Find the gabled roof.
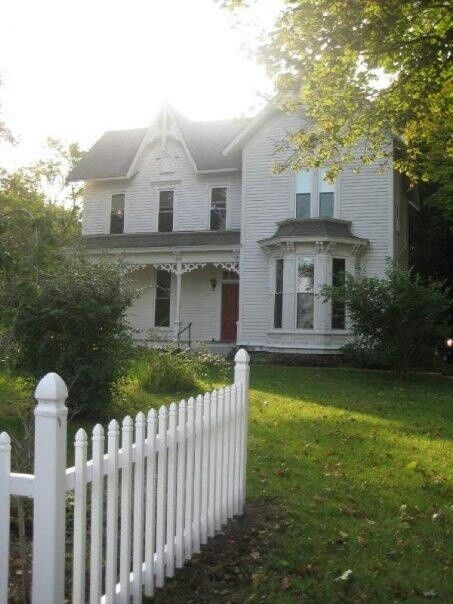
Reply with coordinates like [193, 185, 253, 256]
[67, 107, 251, 182]
[67, 128, 148, 181]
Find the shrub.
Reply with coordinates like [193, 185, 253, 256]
[322, 264, 450, 377]
[12, 249, 137, 412]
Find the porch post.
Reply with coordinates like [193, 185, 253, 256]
[174, 255, 182, 340]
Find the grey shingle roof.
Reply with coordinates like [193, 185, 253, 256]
[81, 230, 241, 250]
[259, 219, 368, 245]
[67, 128, 148, 181]
[67, 110, 250, 181]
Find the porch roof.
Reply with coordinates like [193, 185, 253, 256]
[81, 230, 241, 250]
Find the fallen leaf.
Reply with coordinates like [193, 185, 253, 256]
[335, 569, 353, 582]
[280, 576, 291, 590]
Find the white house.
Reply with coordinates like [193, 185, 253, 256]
[68, 104, 411, 354]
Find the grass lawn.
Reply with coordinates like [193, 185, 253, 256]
[1, 364, 452, 602]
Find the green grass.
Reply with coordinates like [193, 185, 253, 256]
[1, 364, 452, 602]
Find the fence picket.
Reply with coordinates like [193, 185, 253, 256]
[221, 386, 229, 525]
[214, 388, 223, 531]
[184, 398, 195, 559]
[119, 416, 133, 603]
[227, 385, 236, 519]
[193, 395, 203, 552]
[144, 409, 157, 597]
[200, 392, 210, 545]
[105, 419, 120, 604]
[155, 406, 167, 587]
[90, 424, 105, 604]
[133, 412, 146, 604]
[175, 400, 187, 568]
[166, 403, 178, 577]
[234, 383, 242, 515]
[72, 428, 88, 604]
[0, 432, 11, 604]
[208, 390, 217, 538]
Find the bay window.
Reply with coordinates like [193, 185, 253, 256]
[331, 258, 346, 329]
[274, 258, 284, 328]
[296, 257, 314, 329]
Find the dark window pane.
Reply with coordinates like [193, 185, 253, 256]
[110, 193, 125, 234]
[274, 258, 284, 328]
[332, 258, 346, 329]
[210, 187, 227, 231]
[296, 193, 311, 218]
[297, 293, 314, 329]
[319, 192, 334, 218]
[155, 270, 171, 327]
[158, 190, 173, 232]
[155, 299, 170, 327]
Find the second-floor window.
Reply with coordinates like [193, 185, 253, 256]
[296, 170, 311, 218]
[158, 190, 174, 232]
[110, 193, 125, 234]
[210, 187, 227, 230]
[274, 258, 284, 328]
[318, 168, 335, 218]
[295, 168, 335, 219]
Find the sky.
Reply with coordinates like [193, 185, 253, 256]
[0, 0, 282, 171]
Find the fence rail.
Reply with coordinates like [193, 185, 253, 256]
[0, 348, 250, 603]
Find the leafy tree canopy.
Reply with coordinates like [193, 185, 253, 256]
[224, 0, 452, 209]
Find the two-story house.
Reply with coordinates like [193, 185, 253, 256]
[68, 104, 410, 354]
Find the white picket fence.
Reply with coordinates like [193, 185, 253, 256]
[0, 348, 250, 603]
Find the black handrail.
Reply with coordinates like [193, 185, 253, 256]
[177, 322, 192, 349]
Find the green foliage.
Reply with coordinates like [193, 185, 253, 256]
[322, 264, 450, 376]
[113, 346, 230, 414]
[226, 0, 452, 207]
[12, 249, 137, 412]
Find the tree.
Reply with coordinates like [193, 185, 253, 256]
[322, 265, 450, 377]
[13, 249, 137, 412]
[224, 0, 452, 205]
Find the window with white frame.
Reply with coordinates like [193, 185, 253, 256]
[331, 258, 346, 329]
[274, 258, 284, 329]
[296, 257, 314, 329]
[154, 270, 171, 327]
[158, 190, 174, 232]
[318, 168, 335, 218]
[296, 170, 311, 218]
[110, 193, 125, 234]
[210, 187, 227, 230]
[295, 168, 336, 219]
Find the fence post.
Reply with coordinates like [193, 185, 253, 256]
[0, 431, 11, 604]
[32, 372, 68, 604]
[234, 348, 250, 512]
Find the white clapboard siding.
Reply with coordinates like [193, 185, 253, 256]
[0, 350, 250, 604]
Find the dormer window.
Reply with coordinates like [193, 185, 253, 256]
[158, 190, 174, 232]
[296, 170, 311, 218]
[110, 193, 125, 234]
[210, 187, 227, 230]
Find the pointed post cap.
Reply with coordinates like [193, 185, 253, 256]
[34, 372, 68, 402]
[234, 348, 250, 364]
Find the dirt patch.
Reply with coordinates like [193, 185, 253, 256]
[147, 499, 286, 603]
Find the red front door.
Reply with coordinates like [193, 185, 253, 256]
[221, 283, 239, 342]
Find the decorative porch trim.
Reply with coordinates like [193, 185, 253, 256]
[212, 261, 240, 274]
